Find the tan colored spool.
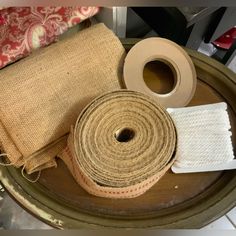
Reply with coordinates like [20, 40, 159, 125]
[59, 90, 176, 198]
[123, 37, 197, 108]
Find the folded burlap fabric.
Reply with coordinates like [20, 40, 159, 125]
[0, 23, 125, 174]
[59, 90, 176, 198]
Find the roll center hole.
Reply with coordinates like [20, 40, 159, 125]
[143, 60, 176, 94]
[115, 128, 135, 142]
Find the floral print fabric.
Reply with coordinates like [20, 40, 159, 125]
[0, 7, 99, 68]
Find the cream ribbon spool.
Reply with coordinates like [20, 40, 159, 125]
[123, 38, 197, 108]
[59, 90, 176, 198]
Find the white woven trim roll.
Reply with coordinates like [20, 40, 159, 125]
[168, 102, 235, 173]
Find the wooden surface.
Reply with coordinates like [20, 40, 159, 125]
[0, 41, 236, 229]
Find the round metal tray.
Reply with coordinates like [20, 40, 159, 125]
[0, 40, 236, 229]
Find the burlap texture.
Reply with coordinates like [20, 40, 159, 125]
[0, 23, 125, 173]
[59, 90, 177, 198]
[0, 121, 23, 167]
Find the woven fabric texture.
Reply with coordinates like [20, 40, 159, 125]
[168, 102, 234, 169]
[0, 23, 125, 173]
[59, 90, 177, 198]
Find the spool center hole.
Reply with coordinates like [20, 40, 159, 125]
[115, 128, 135, 142]
[143, 60, 176, 94]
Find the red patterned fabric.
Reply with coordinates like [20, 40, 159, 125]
[0, 7, 99, 69]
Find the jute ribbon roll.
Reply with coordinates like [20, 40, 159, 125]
[59, 90, 176, 198]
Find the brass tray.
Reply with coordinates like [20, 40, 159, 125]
[0, 39, 236, 229]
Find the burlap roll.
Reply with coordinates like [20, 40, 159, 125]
[59, 90, 176, 198]
[0, 23, 125, 174]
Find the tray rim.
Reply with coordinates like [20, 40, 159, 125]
[0, 41, 236, 229]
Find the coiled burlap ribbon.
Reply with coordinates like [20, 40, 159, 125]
[59, 90, 176, 198]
